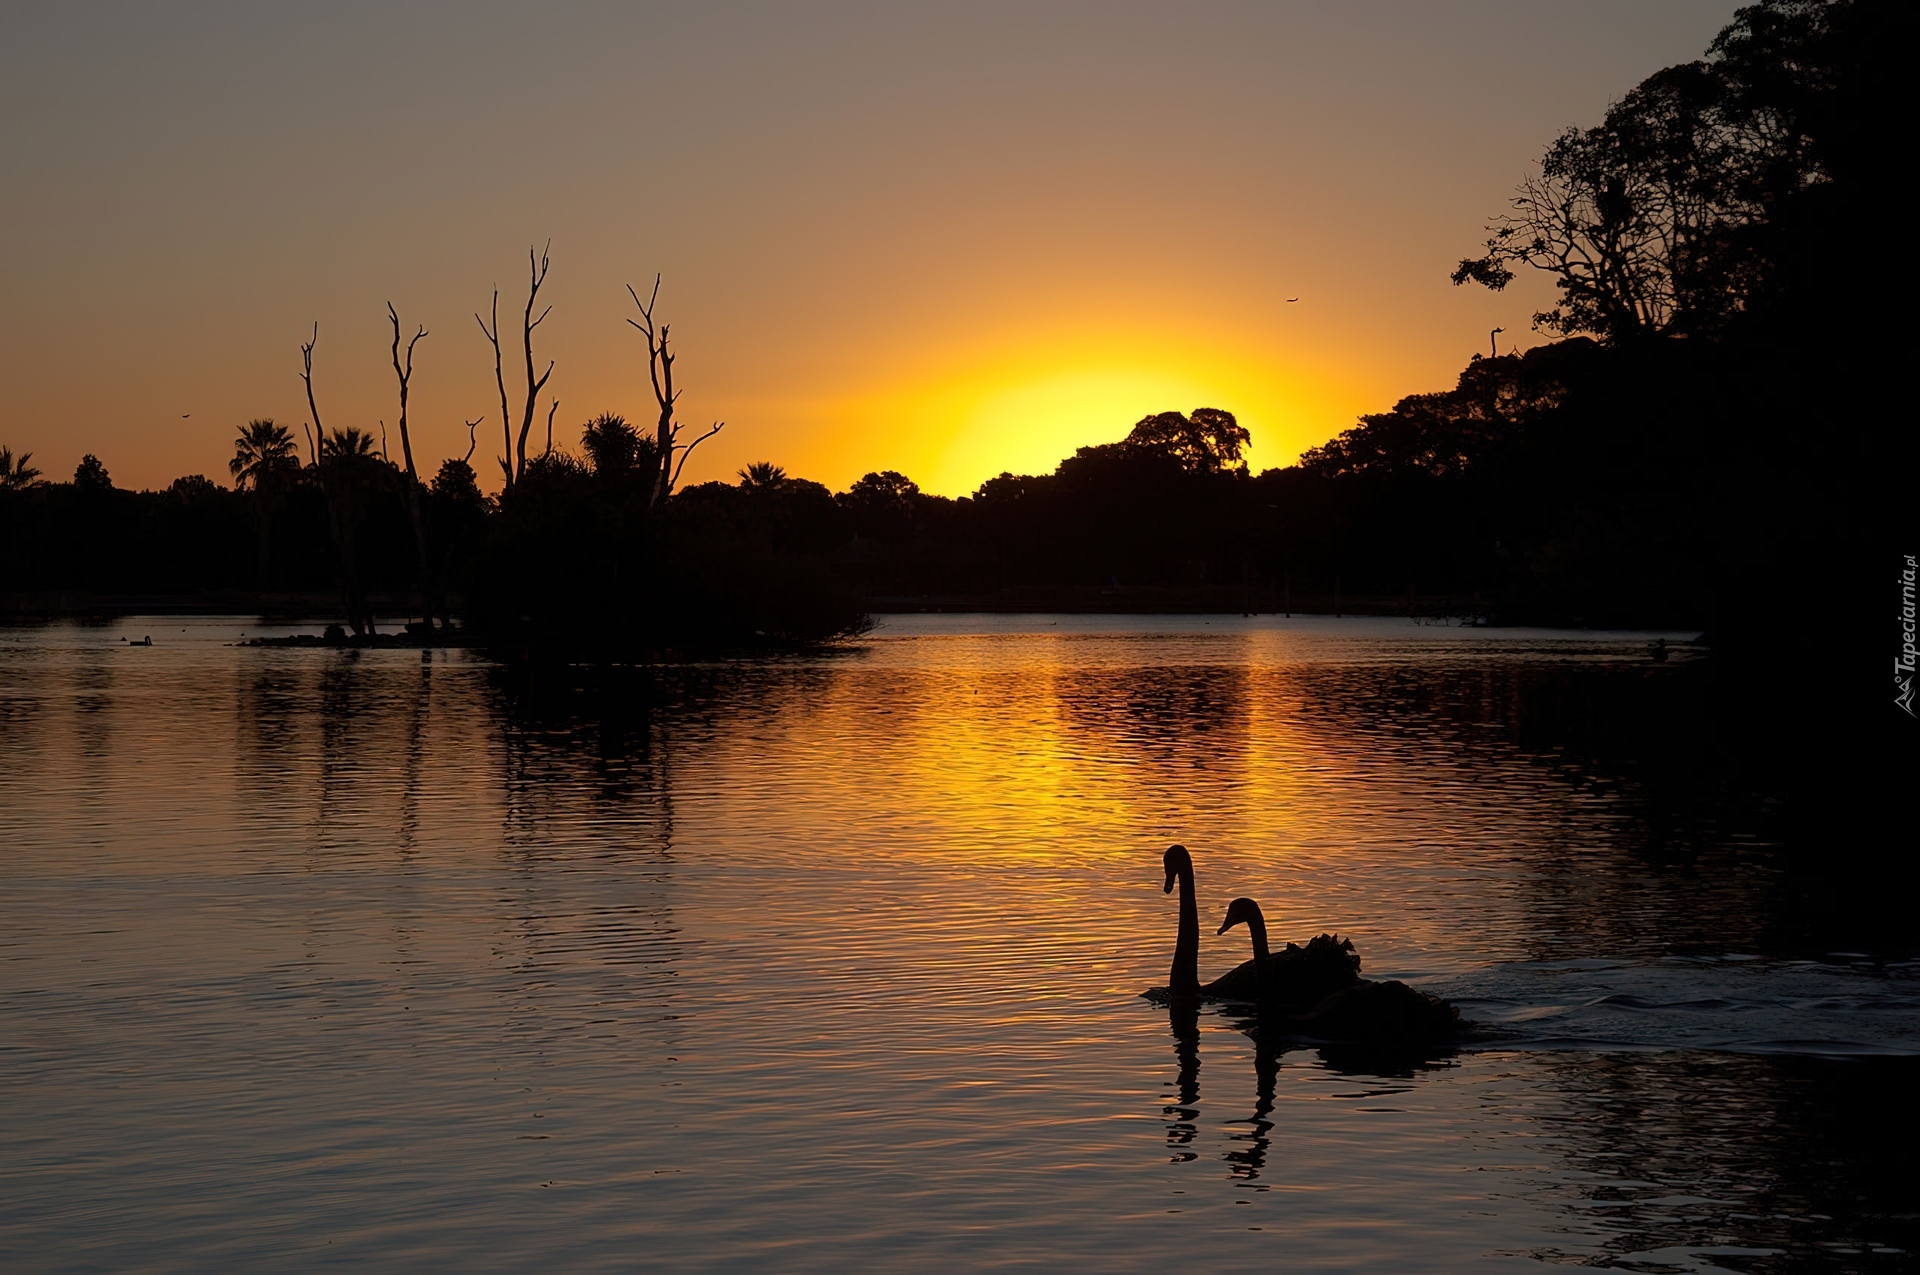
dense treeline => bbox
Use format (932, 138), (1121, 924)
(0, 442), (483, 612)
(0, 0), (1901, 662)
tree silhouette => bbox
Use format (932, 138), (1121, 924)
(626, 275), (723, 507)
(1450, 7), (1835, 342)
(1125, 408), (1250, 474)
(432, 458), (483, 506)
(475, 245), (558, 492)
(386, 303), (438, 627)
(837, 471), (922, 545)
(317, 426), (388, 634)
(581, 412), (647, 480)
(229, 418), (299, 585)
(430, 456), (489, 627)
(0, 445), (40, 491)
(73, 454), (112, 493)
(737, 462), (788, 491)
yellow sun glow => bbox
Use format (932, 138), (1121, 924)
(791, 329), (1358, 497)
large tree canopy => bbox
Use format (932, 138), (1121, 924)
(1452, 0), (1849, 342)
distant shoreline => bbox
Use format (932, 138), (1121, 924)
(1, 587), (1498, 623)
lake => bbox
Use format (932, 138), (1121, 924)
(2, 615), (1913, 1273)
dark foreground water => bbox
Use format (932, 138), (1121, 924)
(1, 615), (1913, 1273)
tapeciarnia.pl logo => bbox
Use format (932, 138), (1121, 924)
(1900, 554), (1917, 717)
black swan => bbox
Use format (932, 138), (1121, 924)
(1162, 844), (1203, 997)
(1214, 893), (1457, 1041)
(1159, 847), (1458, 1044)
(1211, 896), (1362, 1010)
(1161, 847), (1358, 1003)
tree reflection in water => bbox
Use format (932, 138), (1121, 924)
(1523, 1050), (1919, 1270)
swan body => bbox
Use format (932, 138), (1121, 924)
(1267, 979), (1460, 1044)
(1208, 897), (1361, 1009)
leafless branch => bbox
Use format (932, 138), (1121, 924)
(627, 274), (685, 506)
(387, 302), (427, 481)
(475, 290), (512, 489)
(299, 324), (323, 468)
(514, 242), (554, 483)
(668, 421), (725, 492)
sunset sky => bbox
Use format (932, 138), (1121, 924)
(2, 1), (1738, 496)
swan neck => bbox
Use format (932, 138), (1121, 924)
(1246, 910), (1269, 963)
(1171, 865), (1199, 994)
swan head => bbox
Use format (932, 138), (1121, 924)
(1162, 844), (1192, 893)
(1217, 896), (1263, 935)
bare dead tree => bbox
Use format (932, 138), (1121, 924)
(474, 245), (557, 491)
(461, 417), (481, 465)
(389, 302), (437, 630)
(515, 243), (556, 483)
(475, 290), (514, 489)
(299, 324), (324, 467)
(544, 399), (559, 457)
(626, 275), (723, 508)
(387, 305), (427, 476)
(298, 325), (370, 635)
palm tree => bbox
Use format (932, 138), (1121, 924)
(321, 425), (380, 467)
(0, 445), (40, 491)
(738, 461), (788, 491)
(230, 419), (297, 490)
(582, 412), (642, 478)
(229, 420), (298, 585)
(316, 427), (388, 635)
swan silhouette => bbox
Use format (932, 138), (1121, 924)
(1159, 846), (1458, 1044)
(1162, 844), (1203, 996)
(1215, 893), (1458, 1042)
(1213, 896), (1362, 1010)
(1162, 846), (1359, 1003)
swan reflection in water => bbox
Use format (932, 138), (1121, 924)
(1161, 997), (1452, 1185)
(1221, 1035), (1278, 1183)
(1163, 1001), (1202, 1163)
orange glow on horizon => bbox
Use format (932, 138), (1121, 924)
(745, 326), (1369, 498)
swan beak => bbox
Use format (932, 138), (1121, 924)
(1216, 919), (1236, 935)
(1163, 872), (1175, 894)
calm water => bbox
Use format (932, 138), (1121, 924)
(2, 615), (1913, 1273)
